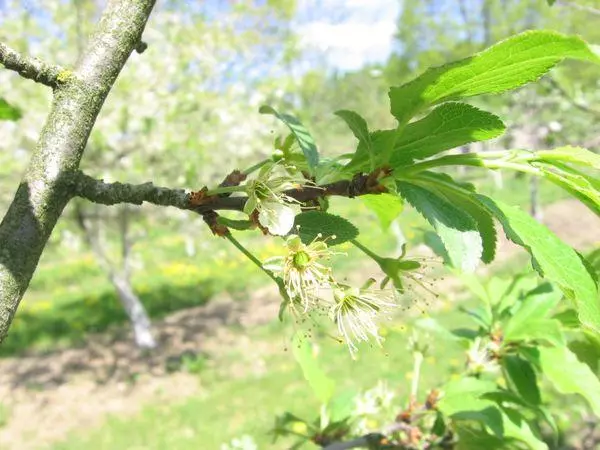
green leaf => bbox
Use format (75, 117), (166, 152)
(292, 334), (335, 405)
(506, 319), (565, 347)
(415, 172), (497, 263)
(360, 193), (404, 230)
(0, 98), (22, 121)
(439, 377), (498, 414)
(504, 285), (563, 345)
(334, 109), (371, 149)
(538, 346), (600, 417)
(398, 181), (482, 272)
(438, 378), (505, 439)
(569, 338), (600, 373)
(501, 407), (547, 450)
(536, 146), (600, 171)
(390, 103), (505, 166)
(259, 105), (319, 171)
(503, 355), (541, 405)
(294, 211), (359, 246)
(478, 196), (600, 336)
(538, 165), (600, 217)
(343, 129), (397, 175)
(546, 0), (556, 5)
(389, 30), (600, 124)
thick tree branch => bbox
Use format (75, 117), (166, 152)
(0, 41), (64, 88)
(0, 0), (157, 343)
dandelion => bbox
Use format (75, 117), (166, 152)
(263, 234), (335, 311)
(331, 283), (397, 357)
(243, 162), (308, 236)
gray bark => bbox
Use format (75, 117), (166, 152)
(110, 273), (156, 349)
(0, 0), (156, 343)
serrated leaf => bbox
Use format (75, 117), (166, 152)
(334, 109), (371, 147)
(389, 30), (600, 124)
(536, 146), (600, 171)
(259, 105), (319, 171)
(390, 103), (505, 166)
(0, 98), (22, 121)
(538, 165), (600, 217)
(478, 196), (600, 337)
(538, 346), (600, 417)
(360, 193), (404, 230)
(293, 211), (358, 246)
(398, 181), (482, 272)
(415, 172), (497, 263)
(503, 355), (541, 405)
(343, 129), (397, 175)
(292, 334), (335, 405)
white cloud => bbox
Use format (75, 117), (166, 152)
(295, 0), (401, 71)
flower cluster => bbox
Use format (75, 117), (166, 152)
(264, 234), (399, 357)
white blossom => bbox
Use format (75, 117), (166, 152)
(331, 285), (397, 357)
(263, 235), (334, 311)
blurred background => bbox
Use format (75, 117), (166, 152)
(0, 0), (599, 448)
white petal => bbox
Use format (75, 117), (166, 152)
(258, 202), (299, 236)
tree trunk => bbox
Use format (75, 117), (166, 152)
(0, 0), (156, 343)
(110, 273), (156, 349)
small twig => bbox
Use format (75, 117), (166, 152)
(0, 41), (64, 88)
(558, 1), (600, 16)
(546, 77), (600, 117)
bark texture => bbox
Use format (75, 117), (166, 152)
(0, 0), (157, 343)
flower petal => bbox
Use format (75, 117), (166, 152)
(258, 201), (299, 236)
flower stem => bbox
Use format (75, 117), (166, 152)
(205, 185), (247, 196)
(224, 232), (278, 283)
(242, 158), (270, 176)
(411, 350), (424, 401)
(351, 239), (383, 264)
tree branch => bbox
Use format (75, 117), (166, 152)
(546, 77), (600, 118)
(0, 41), (64, 88)
(0, 0), (157, 344)
(72, 170), (387, 216)
(74, 171), (190, 209)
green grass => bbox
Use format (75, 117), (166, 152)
(51, 304), (470, 450)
